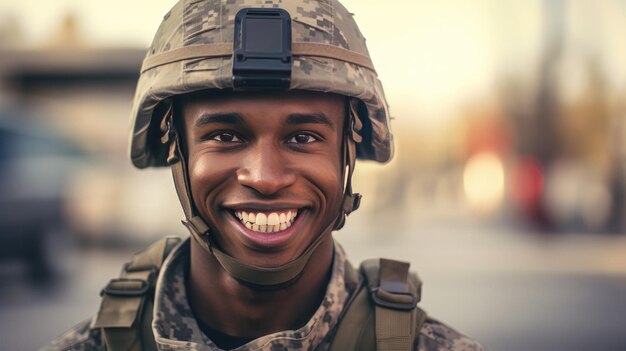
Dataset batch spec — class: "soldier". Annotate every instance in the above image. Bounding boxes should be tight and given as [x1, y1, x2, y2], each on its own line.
[43, 0, 484, 350]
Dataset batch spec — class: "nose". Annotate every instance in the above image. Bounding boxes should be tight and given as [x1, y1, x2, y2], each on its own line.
[236, 141, 296, 195]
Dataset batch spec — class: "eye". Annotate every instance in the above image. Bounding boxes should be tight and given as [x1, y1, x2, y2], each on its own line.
[287, 133, 319, 145]
[207, 132, 243, 143]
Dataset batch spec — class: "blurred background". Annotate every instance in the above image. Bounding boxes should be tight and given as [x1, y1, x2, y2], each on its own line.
[0, 0, 625, 350]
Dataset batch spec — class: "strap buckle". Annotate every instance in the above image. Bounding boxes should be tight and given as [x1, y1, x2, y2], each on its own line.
[351, 193, 362, 212]
[100, 278, 151, 297]
[370, 287, 418, 311]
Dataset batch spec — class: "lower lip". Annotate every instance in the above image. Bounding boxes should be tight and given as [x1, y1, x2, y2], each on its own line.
[229, 212, 303, 249]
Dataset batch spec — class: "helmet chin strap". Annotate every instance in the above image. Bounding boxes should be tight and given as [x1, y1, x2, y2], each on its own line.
[159, 99, 362, 287]
[333, 98, 363, 230]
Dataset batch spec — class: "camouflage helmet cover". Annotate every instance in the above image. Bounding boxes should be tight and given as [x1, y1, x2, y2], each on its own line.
[130, 0, 393, 168]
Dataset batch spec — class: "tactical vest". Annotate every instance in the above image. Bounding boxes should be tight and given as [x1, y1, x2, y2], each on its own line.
[94, 237, 427, 351]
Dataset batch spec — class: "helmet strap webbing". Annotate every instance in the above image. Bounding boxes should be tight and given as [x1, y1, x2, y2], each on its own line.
[333, 99, 363, 230]
[161, 102, 335, 287]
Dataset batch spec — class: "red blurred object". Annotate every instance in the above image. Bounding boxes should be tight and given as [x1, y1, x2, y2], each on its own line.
[511, 157, 551, 228]
[511, 157, 544, 207]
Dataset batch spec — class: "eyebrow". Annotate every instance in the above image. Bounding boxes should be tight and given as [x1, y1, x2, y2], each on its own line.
[285, 113, 333, 128]
[194, 112, 334, 128]
[195, 113, 245, 127]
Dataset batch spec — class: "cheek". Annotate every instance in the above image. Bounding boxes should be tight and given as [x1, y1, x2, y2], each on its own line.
[187, 153, 237, 208]
[317, 138, 345, 208]
[299, 154, 344, 209]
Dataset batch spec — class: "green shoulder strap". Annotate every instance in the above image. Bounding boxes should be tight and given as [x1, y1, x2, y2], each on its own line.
[330, 258, 427, 351]
[93, 236, 182, 351]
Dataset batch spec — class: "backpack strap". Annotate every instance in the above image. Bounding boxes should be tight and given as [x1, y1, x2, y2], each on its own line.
[330, 258, 427, 351]
[93, 236, 181, 351]
[363, 258, 426, 351]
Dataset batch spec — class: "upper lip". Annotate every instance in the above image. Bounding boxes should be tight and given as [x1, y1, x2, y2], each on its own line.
[222, 201, 310, 212]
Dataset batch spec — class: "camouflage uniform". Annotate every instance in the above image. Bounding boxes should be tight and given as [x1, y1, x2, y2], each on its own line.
[41, 240, 483, 351]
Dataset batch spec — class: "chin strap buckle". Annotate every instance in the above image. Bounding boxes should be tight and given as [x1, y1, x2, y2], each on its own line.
[182, 216, 212, 253]
[344, 193, 361, 214]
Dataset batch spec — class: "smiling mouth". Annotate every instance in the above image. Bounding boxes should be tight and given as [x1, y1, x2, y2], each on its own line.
[233, 209, 299, 234]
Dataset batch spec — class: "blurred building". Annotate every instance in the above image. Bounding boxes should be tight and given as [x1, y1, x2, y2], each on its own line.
[372, 1, 626, 234]
[0, 14, 182, 248]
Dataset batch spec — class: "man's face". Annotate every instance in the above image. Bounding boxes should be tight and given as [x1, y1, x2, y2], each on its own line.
[180, 90, 345, 268]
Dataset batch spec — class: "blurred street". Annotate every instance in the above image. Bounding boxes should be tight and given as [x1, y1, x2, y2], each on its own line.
[1, 1, 626, 351]
[2, 209, 626, 351]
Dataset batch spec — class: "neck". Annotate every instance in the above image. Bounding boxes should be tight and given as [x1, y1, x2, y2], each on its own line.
[187, 235, 335, 338]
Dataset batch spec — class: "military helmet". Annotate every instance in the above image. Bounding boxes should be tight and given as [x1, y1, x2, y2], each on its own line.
[129, 0, 393, 169]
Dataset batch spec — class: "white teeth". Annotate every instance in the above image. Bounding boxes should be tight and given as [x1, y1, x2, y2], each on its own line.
[268, 213, 279, 225]
[256, 213, 267, 225]
[234, 209, 299, 233]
